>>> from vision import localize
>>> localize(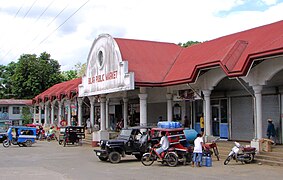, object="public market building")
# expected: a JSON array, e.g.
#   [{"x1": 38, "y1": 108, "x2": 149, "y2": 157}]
[{"x1": 33, "y1": 20, "x2": 283, "y2": 146}]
